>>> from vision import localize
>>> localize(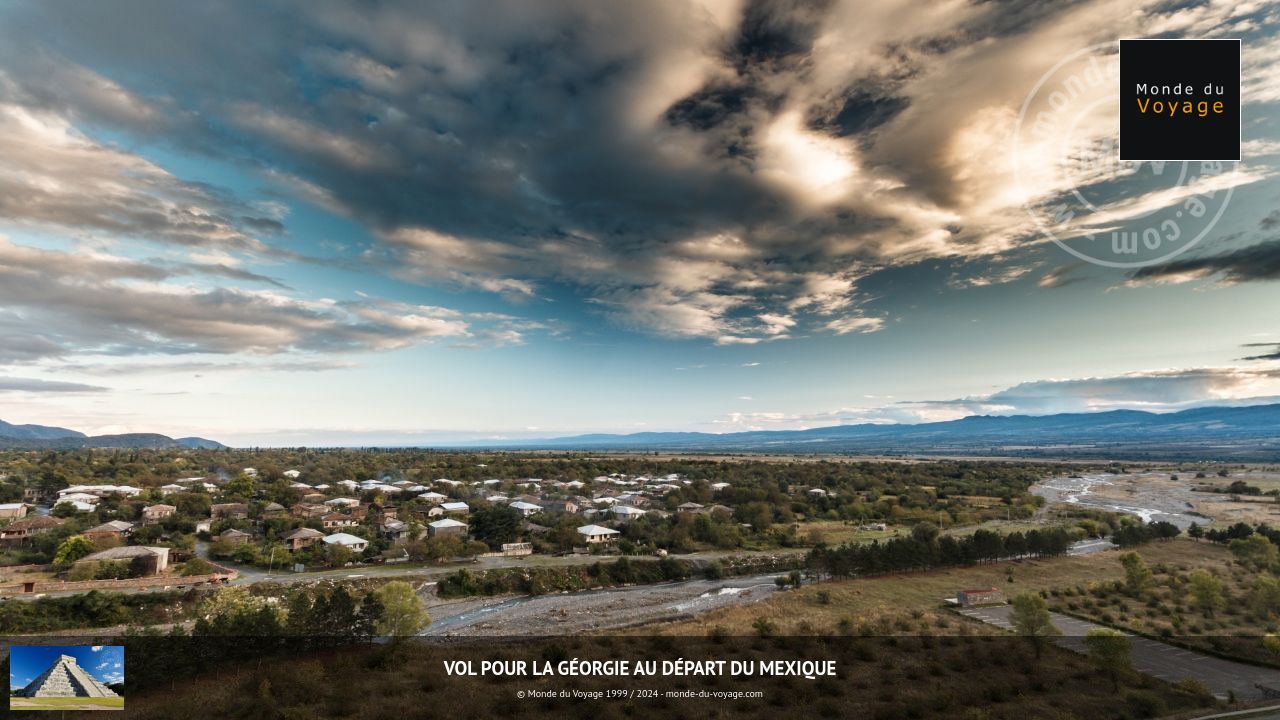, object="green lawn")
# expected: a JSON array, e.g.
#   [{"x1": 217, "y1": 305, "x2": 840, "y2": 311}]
[{"x1": 10, "y1": 696, "x2": 124, "y2": 710}]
